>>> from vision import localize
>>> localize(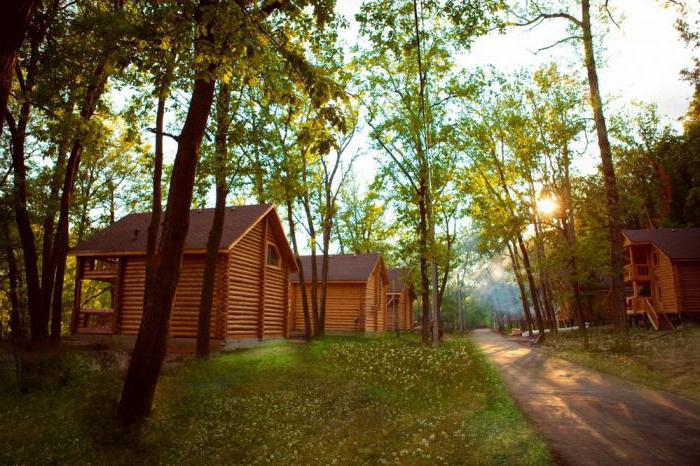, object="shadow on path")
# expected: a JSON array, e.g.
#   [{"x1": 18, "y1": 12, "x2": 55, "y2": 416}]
[{"x1": 471, "y1": 329, "x2": 700, "y2": 466}]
